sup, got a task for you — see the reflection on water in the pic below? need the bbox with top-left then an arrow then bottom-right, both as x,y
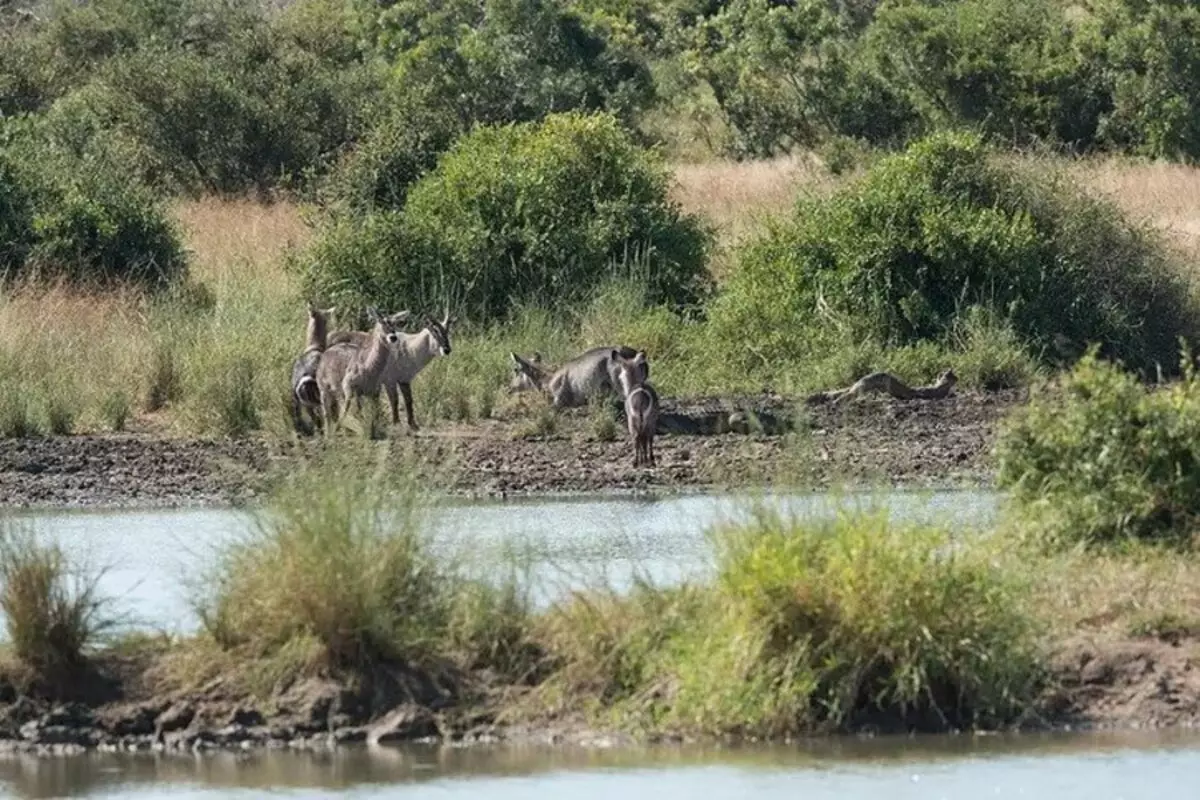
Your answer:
0,729 -> 1198,799
6,490 -> 997,633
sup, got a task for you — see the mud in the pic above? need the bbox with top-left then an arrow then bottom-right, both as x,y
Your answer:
0,389 -> 1025,509
2,629 -> 1199,755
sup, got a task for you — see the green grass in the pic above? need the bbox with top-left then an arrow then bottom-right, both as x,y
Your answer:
537,507 -> 1043,736
0,522 -> 116,686
180,450 -> 539,694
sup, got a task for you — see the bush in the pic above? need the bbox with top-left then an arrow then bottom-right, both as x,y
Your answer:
711,132 -> 1197,379
304,112 -> 711,321
196,456 -> 536,681
865,0 -> 1107,150
0,524 -> 113,683
542,508 -> 1041,735
1091,0 -> 1200,161
364,0 -> 654,130
0,125 -> 187,288
997,351 -> 1200,549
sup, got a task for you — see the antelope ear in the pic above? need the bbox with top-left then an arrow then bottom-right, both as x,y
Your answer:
307,299 -> 317,315
324,306 -> 337,317
610,349 -> 621,362
510,352 -> 522,365
389,309 -> 410,324
634,351 -> 647,365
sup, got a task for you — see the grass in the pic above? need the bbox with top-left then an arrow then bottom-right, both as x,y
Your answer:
537,507 -> 1043,736
0,521 -> 116,686
174,451 -> 538,696
0,153 -> 1193,441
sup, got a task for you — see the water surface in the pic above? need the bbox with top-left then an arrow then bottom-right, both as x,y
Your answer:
10,490 -> 997,632
0,729 -> 1195,799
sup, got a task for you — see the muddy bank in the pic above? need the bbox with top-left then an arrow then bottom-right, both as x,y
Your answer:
0,389 -> 1024,509
1,633 -> 1198,755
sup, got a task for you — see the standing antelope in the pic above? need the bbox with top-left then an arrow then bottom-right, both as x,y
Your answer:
315,307 -> 404,436
509,346 -> 647,409
612,350 -> 658,468
290,301 -> 336,436
382,311 -> 455,430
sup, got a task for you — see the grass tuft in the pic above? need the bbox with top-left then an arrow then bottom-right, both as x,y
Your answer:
0,523 -> 114,684
539,508 -> 1042,735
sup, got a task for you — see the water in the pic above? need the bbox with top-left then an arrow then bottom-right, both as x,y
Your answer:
7,490 -> 998,633
0,729 -> 1197,798
2,491 -> 1195,799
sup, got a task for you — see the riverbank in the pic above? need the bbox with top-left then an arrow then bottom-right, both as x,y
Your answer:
0,388 -> 1022,509
0,632 -> 1197,755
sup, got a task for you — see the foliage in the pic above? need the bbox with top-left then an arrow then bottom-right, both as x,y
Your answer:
997,350 -> 1200,549
0,523 -> 114,682
541,508 -> 1041,734
710,132 -> 1196,379
0,131 -> 186,288
362,0 -> 654,129
303,112 -> 711,322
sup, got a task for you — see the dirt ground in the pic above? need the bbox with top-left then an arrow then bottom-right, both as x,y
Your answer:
0,389 -> 1024,509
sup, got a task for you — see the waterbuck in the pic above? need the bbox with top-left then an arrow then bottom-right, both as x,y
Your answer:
612,350 -> 658,468
509,346 -> 648,409
290,301 -> 336,436
382,311 -> 455,430
315,307 -> 404,436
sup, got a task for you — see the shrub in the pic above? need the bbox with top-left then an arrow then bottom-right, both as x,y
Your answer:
865,0 -> 1107,150
711,132 -> 1197,379
997,350 -> 1200,549
0,523 -> 113,682
363,0 -> 654,130
0,150 -> 36,276
195,455 -> 536,681
541,508 -> 1041,734
303,112 -> 711,322
1091,0 -> 1200,161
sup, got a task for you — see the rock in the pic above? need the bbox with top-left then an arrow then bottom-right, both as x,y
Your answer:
101,703 -> 159,736
154,703 -> 195,736
225,707 -> 265,728
366,705 -> 437,746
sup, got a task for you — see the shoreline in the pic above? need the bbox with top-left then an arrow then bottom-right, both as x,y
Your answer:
0,634 -> 1196,755
0,389 -> 1021,511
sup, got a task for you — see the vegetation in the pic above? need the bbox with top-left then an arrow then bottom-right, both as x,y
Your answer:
997,350 -> 1200,550
710,132 -> 1196,380
540,508 -> 1040,734
0,522 -> 114,686
301,112 -> 711,323
185,452 -> 537,690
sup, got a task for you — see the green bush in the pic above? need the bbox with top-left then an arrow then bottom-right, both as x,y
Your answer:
711,132 -> 1197,378
865,0 -> 1106,150
304,112 -> 710,321
1091,0 -> 1200,161
543,508 -> 1041,734
0,150 -> 36,276
997,351 -> 1200,549
364,0 -> 654,129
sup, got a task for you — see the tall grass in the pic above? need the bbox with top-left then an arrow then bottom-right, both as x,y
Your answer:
186,451 -> 538,692
0,522 -> 115,684
539,508 -> 1042,735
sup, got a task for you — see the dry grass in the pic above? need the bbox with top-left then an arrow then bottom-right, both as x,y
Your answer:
670,155 -> 838,244
1069,157 -> 1200,264
1030,547 -> 1200,641
174,197 -> 310,289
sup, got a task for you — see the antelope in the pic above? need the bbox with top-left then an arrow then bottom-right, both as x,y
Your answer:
612,350 -> 658,468
509,346 -> 648,409
290,301 -> 336,436
315,307 -> 405,436
381,310 -> 455,430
